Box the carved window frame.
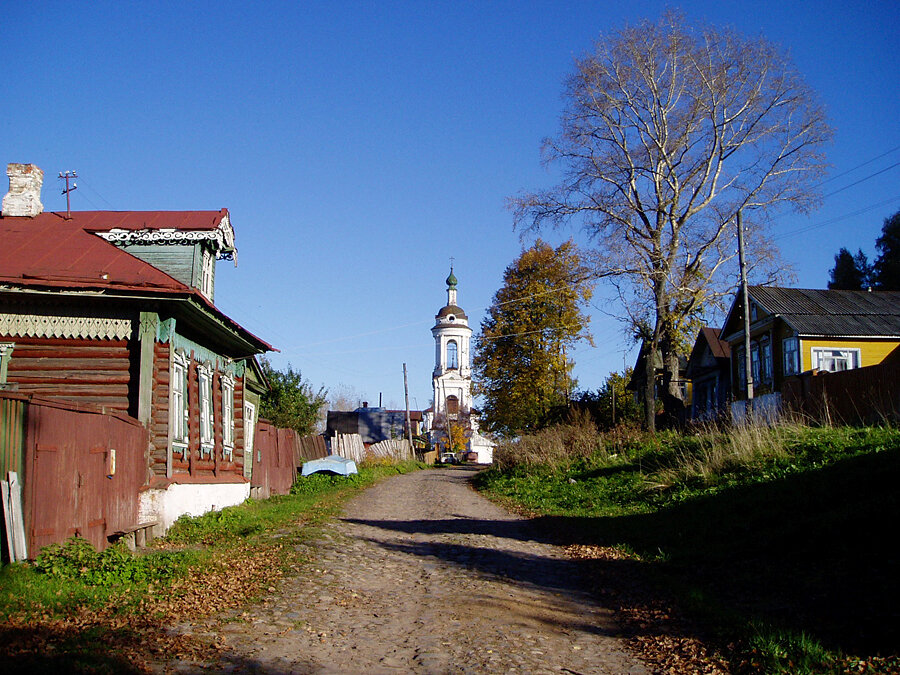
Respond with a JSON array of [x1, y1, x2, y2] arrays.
[[221, 373, 235, 460], [198, 362, 214, 456], [0, 342, 14, 384], [171, 349, 190, 455]]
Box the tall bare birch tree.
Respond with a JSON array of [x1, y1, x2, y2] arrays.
[[511, 11, 832, 430]]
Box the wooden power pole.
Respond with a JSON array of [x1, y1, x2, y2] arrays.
[[403, 363, 414, 458], [737, 210, 755, 409]]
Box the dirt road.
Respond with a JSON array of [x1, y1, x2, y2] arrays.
[[173, 467, 649, 674]]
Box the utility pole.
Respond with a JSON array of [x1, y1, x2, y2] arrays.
[[403, 363, 414, 459], [737, 209, 754, 411], [611, 374, 616, 426], [59, 171, 77, 219]]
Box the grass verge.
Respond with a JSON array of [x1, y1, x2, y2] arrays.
[[0, 460, 424, 673], [474, 424, 900, 674]]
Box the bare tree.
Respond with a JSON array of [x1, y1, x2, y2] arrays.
[[512, 11, 831, 430]]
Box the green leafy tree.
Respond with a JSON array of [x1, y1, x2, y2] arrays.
[[473, 240, 593, 436], [259, 358, 327, 435], [873, 210, 900, 290], [585, 369, 642, 430], [828, 247, 871, 290], [511, 11, 831, 431]]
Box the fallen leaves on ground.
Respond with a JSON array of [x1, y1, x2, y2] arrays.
[[565, 543, 730, 675], [0, 542, 286, 673]]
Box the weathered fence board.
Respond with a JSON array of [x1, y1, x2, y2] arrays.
[[782, 358, 900, 425], [329, 434, 411, 463], [2, 472, 27, 562]]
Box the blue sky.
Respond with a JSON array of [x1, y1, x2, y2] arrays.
[[3, 1, 899, 410]]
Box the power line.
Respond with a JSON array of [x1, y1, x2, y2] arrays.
[[821, 160, 900, 199], [815, 144, 900, 188], [774, 195, 900, 241]]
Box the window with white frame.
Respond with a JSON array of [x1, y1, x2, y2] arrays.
[[812, 347, 860, 372], [221, 374, 234, 460], [198, 363, 214, 456], [244, 400, 257, 472], [783, 337, 799, 376], [0, 343, 13, 384], [200, 248, 215, 300], [171, 351, 190, 453]]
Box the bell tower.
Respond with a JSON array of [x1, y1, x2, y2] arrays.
[[431, 267, 473, 415]]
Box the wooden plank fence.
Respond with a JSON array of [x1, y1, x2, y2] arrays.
[[782, 358, 900, 425], [1, 392, 148, 559], [330, 433, 412, 463]]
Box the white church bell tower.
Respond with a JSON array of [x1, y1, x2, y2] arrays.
[[429, 267, 493, 463], [432, 267, 473, 415]]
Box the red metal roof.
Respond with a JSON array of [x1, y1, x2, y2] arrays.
[[700, 326, 731, 359], [75, 209, 229, 232], [0, 211, 274, 353], [0, 211, 191, 292]]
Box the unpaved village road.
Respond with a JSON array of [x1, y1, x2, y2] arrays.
[[169, 467, 649, 674]]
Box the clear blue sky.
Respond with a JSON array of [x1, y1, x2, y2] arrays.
[[4, 1, 899, 410]]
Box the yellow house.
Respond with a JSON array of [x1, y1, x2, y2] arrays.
[[720, 286, 900, 401]]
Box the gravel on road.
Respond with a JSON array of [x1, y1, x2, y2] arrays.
[[163, 466, 650, 674]]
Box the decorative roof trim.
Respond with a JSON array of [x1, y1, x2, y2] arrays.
[[0, 312, 132, 340], [95, 212, 236, 261]]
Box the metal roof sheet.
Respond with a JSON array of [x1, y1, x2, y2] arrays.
[[750, 286, 900, 337], [75, 209, 229, 232], [0, 212, 191, 292], [0, 211, 274, 353]]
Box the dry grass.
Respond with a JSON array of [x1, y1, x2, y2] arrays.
[[492, 408, 610, 470], [493, 412, 817, 492], [652, 421, 794, 488]]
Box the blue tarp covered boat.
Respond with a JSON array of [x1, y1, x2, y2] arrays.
[[301, 454, 359, 477]]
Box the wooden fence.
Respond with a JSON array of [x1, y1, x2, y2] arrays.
[[329, 433, 412, 464], [781, 358, 900, 425], [251, 422, 329, 499], [1, 392, 148, 558]]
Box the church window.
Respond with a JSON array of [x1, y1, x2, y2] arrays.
[[447, 340, 458, 369], [446, 395, 459, 415]]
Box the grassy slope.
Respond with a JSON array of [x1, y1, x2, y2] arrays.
[[474, 427, 900, 672]]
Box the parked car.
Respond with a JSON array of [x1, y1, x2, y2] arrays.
[[439, 452, 459, 465]]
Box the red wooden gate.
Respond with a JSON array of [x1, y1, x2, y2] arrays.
[[23, 398, 147, 553]]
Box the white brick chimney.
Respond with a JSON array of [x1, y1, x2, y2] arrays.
[[2, 163, 44, 217]]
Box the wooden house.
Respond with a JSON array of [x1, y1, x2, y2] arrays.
[[720, 286, 900, 415], [0, 163, 273, 533], [685, 327, 731, 421]]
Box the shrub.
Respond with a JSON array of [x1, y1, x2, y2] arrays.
[[493, 408, 606, 471], [33, 536, 176, 586]]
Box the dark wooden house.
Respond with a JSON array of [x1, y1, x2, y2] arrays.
[[685, 327, 731, 421], [0, 163, 272, 533]]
